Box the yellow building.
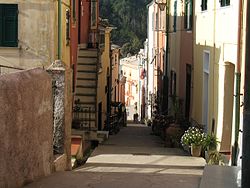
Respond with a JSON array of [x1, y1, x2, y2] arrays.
[[97, 23, 113, 130], [192, 0, 246, 162], [111, 44, 121, 103]]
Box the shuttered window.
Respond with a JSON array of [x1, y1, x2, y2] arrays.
[[184, 0, 192, 30], [220, 0, 230, 7], [201, 0, 207, 11], [0, 4, 18, 47]]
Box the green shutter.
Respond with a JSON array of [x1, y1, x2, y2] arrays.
[[2, 4, 18, 47], [190, 0, 193, 30], [173, 0, 177, 32], [0, 5, 3, 46]]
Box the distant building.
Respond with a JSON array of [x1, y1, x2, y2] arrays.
[[120, 55, 141, 121]]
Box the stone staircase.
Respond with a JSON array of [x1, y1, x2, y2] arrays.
[[74, 47, 98, 131]]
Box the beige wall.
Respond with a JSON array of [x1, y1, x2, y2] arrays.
[[192, 0, 241, 152], [0, 0, 71, 70], [0, 68, 53, 188], [0, 0, 55, 69]]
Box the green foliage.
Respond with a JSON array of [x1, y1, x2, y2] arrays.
[[203, 133, 220, 151], [100, 0, 150, 57], [207, 151, 225, 165]]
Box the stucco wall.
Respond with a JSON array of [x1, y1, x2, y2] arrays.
[[97, 29, 111, 129], [0, 0, 55, 69], [0, 68, 53, 188]]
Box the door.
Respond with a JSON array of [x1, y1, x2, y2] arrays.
[[202, 51, 210, 132], [185, 64, 191, 119], [98, 102, 102, 130]]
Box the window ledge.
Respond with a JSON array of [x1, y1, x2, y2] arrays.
[[0, 47, 20, 54]]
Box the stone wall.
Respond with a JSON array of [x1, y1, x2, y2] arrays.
[[0, 68, 54, 188], [47, 60, 72, 171]]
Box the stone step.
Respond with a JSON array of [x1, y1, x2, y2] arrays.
[[74, 95, 95, 104], [74, 99, 96, 106], [77, 70, 97, 74], [75, 87, 96, 95], [77, 57, 97, 64], [75, 80, 96, 89], [199, 165, 241, 188], [78, 49, 98, 57], [77, 64, 97, 72], [76, 72, 96, 79]]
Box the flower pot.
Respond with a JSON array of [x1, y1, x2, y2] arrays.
[[191, 144, 202, 157]]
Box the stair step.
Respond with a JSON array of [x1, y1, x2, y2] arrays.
[[77, 77, 96, 81], [77, 70, 96, 73], [75, 93, 96, 103], [78, 49, 98, 57], [77, 65, 97, 72], [76, 79, 96, 87], [76, 85, 96, 89], [77, 62, 97, 66], [75, 88, 96, 96], [77, 73, 96, 79], [75, 93, 96, 97], [75, 101, 96, 105], [78, 55, 98, 59]]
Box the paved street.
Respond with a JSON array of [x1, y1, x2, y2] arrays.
[[24, 124, 206, 188]]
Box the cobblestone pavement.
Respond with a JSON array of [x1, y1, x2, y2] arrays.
[[24, 124, 206, 188]]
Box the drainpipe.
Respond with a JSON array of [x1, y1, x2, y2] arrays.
[[232, 0, 243, 166], [242, 0, 250, 187], [58, 0, 62, 59]]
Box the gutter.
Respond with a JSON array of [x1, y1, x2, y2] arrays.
[[58, 0, 62, 59], [232, 0, 243, 166]]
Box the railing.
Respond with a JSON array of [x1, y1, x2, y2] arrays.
[[72, 104, 94, 131], [0, 64, 24, 75]]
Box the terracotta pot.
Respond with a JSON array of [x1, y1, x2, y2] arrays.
[[191, 144, 202, 157]]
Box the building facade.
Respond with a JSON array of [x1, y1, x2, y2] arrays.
[[192, 0, 246, 165], [0, 0, 71, 73]]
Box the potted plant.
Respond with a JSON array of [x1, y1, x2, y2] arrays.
[[203, 133, 219, 151], [181, 126, 206, 157]]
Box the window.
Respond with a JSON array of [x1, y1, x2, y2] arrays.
[[184, 0, 192, 30], [170, 70, 176, 96], [0, 4, 18, 47], [201, 0, 207, 11], [66, 9, 70, 45], [91, 1, 97, 29], [155, 12, 159, 30], [72, 0, 76, 22], [173, 0, 177, 32], [220, 0, 230, 7]]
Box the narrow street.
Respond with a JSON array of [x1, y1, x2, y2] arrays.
[[24, 124, 205, 188]]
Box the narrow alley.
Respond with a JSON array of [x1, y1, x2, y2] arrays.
[[24, 124, 205, 188]]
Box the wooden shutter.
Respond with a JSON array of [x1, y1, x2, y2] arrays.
[[2, 4, 18, 47], [0, 5, 3, 46]]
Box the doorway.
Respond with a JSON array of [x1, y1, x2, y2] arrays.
[[202, 51, 210, 132], [185, 64, 191, 119], [98, 102, 102, 130]]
